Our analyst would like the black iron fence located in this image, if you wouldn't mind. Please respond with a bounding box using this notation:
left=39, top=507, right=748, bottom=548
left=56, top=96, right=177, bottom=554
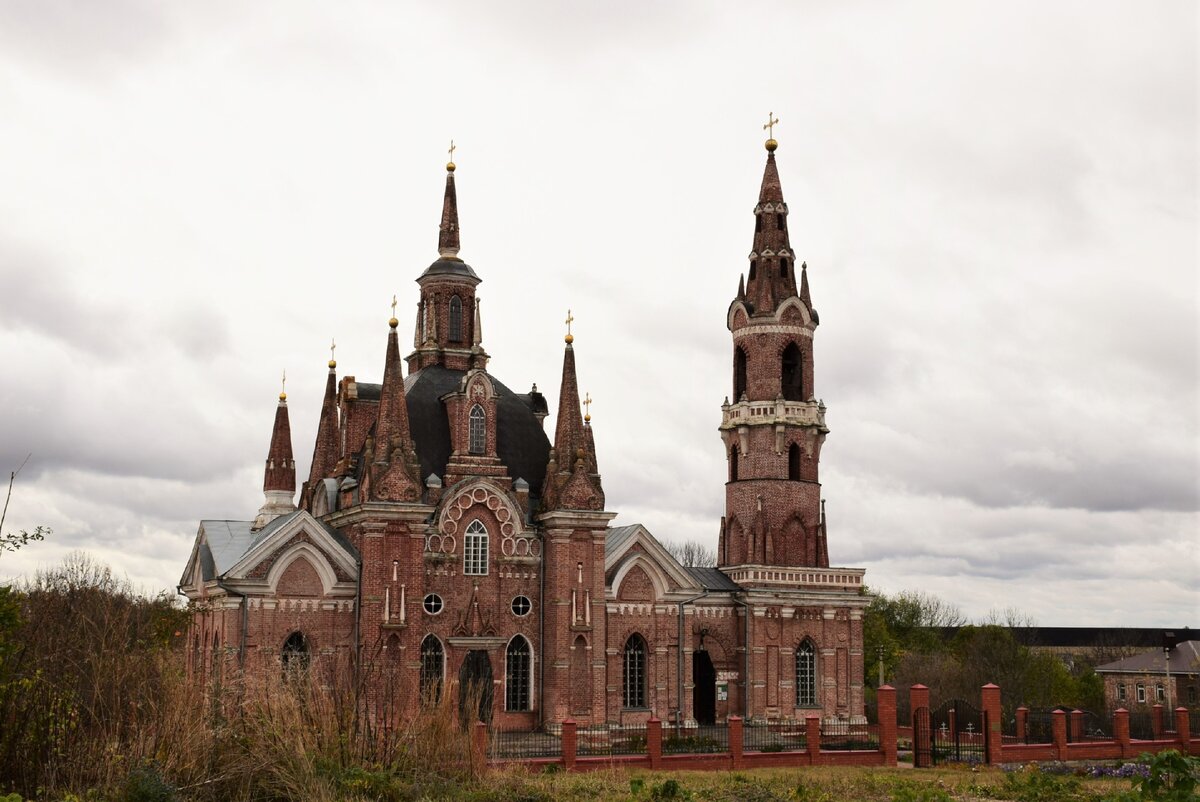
left=1066, top=710, right=1110, bottom=743
left=575, top=724, right=647, bottom=757
left=821, top=721, right=879, bottom=751
left=1127, top=711, right=1155, bottom=741
left=662, top=724, right=728, bottom=755
left=742, top=720, right=808, bottom=753
left=488, top=728, right=562, bottom=760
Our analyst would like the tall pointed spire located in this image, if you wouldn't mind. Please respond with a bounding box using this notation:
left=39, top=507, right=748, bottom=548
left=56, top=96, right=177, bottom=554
left=438, top=144, right=460, bottom=259
left=306, top=341, right=341, bottom=492
left=253, top=378, right=297, bottom=530
left=542, top=311, right=604, bottom=511
left=551, top=316, right=585, bottom=468
left=371, top=309, right=422, bottom=501
left=746, top=129, right=798, bottom=312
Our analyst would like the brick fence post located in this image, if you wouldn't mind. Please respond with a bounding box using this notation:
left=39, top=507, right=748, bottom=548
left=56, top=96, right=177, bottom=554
left=1176, top=708, right=1190, bottom=746
left=1113, top=708, right=1131, bottom=759
left=647, top=716, right=662, bottom=769
left=878, top=685, right=897, bottom=766
left=1070, top=709, right=1084, bottom=742
left=473, top=721, right=488, bottom=773
left=1051, top=710, right=1067, bottom=760
left=911, top=684, right=931, bottom=768
left=728, top=715, right=744, bottom=769
left=981, top=684, right=1002, bottom=765
left=1152, top=704, right=1164, bottom=739
left=562, top=719, right=577, bottom=771
left=806, top=715, right=821, bottom=764
left=1015, top=706, right=1028, bottom=743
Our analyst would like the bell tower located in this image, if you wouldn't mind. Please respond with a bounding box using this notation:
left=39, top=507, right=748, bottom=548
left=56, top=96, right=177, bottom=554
left=718, top=131, right=829, bottom=569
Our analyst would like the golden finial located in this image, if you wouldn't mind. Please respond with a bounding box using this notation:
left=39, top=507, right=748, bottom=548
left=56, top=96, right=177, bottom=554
left=280, top=369, right=287, bottom=401
left=447, top=139, right=456, bottom=172
left=564, top=309, right=575, bottom=344
left=583, top=392, right=592, bottom=423
left=328, top=338, right=337, bottom=369
left=389, top=295, right=399, bottom=328
left=763, top=111, right=779, bottom=152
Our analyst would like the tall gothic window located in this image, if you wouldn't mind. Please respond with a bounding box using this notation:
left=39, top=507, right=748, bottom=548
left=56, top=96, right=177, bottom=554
left=788, top=443, right=801, bottom=481
left=796, top=640, right=817, bottom=707
left=734, top=347, right=747, bottom=401
left=469, top=404, right=486, bottom=454
left=781, top=342, right=803, bottom=401
left=449, top=295, right=463, bottom=342
left=505, top=636, right=532, bottom=712
left=282, top=631, right=310, bottom=672
left=464, top=520, right=489, bottom=575
left=420, top=634, right=444, bottom=704
left=729, top=445, right=739, bottom=482
left=623, top=634, right=647, bottom=709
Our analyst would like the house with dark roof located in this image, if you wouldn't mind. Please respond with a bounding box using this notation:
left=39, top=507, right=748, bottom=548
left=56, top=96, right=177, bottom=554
left=179, top=136, right=869, bottom=729
left=1095, top=640, right=1200, bottom=712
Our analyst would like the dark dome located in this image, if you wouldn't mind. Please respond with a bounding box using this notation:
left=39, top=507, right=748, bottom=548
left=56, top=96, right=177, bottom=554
left=419, top=259, right=480, bottom=282
left=403, top=366, right=549, bottom=493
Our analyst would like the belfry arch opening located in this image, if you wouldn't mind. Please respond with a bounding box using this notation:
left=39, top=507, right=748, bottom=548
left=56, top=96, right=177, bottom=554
left=788, top=443, right=801, bottom=481
left=733, top=347, right=747, bottom=401
left=781, top=342, right=803, bottom=401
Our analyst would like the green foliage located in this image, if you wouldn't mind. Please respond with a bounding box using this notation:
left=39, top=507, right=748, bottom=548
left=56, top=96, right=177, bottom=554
left=890, top=780, right=953, bottom=802
left=120, top=761, right=179, bottom=802
left=1127, top=750, right=1200, bottom=801
left=994, top=765, right=1084, bottom=802
left=649, top=778, right=690, bottom=800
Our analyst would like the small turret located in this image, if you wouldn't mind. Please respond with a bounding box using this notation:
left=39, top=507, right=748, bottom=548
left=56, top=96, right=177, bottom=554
left=253, top=378, right=297, bottom=530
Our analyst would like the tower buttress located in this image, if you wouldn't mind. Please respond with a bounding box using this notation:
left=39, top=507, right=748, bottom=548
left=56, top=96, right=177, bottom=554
left=719, top=137, right=828, bottom=569
left=370, top=315, right=421, bottom=502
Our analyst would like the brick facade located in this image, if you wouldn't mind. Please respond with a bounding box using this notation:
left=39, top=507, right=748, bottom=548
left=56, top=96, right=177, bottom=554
left=180, top=141, right=868, bottom=728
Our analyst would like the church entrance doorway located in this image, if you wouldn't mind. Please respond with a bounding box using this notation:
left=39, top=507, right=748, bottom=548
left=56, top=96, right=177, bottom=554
left=692, top=650, right=716, bottom=725
left=458, top=650, right=494, bottom=725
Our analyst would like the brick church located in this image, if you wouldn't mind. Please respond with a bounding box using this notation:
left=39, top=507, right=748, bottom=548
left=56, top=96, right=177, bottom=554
left=180, top=133, right=869, bottom=729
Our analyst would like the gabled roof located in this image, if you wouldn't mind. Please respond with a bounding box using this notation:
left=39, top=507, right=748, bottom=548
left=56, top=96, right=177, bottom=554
left=604, top=523, right=704, bottom=596
left=1096, top=640, right=1200, bottom=675
left=686, top=566, right=742, bottom=592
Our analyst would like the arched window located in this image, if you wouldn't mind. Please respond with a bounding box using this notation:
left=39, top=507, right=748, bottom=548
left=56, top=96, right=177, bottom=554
left=282, top=631, right=310, bottom=672
left=449, top=295, right=463, bottom=342
left=623, top=634, right=647, bottom=709
left=505, top=636, right=532, bottom=712
left=776, top=213, right=785, bottom=230
left=748, top=260, right=757, bottom=281
left=788, top=443, right=801, bottom=481
left=464, top=520, right=488, bottom=575
left=733, top=347, right=747, bottom=401
left=780, top=258, right=789, bottom=278
left=729, top=445, right=739, bottom=482
left=781, top=342, right=803, bottom=401
left=420, top=634, right=444, bottom=704
left=795, top=640, right=817, bottom=707
left=755, top=216, right=762, bottom=233
left=469, top=404, right=486, bottom=455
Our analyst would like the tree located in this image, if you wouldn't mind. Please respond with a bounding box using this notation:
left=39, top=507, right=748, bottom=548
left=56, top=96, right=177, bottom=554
left=663, top=539, right=716, bottom=568
left=0, top=456, right=50, bottom=558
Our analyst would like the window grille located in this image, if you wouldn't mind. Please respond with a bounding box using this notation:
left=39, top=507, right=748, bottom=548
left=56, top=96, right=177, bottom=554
left=469, top=404, right=486, bottom=454
left=423, top=593, right=443, bottom=615
left=511, top=596, right=532, bottom=617
left=449, top=295, right=463, bottom=342
left=464, top=520, right=489, bottom=575
left=506, top=636, right=532, bottom=711
left=623, top=635, right=647, bottom=708
left=420, top=635, right=443, bottom=704
left=796, top=640, right=817, bottom=707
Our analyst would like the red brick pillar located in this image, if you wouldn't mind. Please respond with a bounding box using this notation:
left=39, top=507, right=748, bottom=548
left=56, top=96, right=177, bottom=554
left=1015, top=707, right=1028, bottom=743
left=1051, top=710, right=1067, bottom=760
left=806, top=715, right=822, bottom=764
left=1113, top=708, right=1131, bottom=759
left=1070, top=709, right=1084, bottom=742
left=1176, top=708, right=1190, bottom=745
left=1152, top=704, right=1164, bottom=739
left=562, top=719, right=577, bottom=771
left=728, top=715, right=744, bottom=769
left=878, top=685, right=898, bottom=766
left=911, top=684, right=931, bottom=769
left=473, top=721, right=488, bottom=773
left=981, top=684, right=1002, bottom=765
left=647, top=717, right=662, bottom=769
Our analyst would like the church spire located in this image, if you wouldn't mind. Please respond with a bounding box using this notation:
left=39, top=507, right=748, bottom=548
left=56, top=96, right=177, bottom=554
left=371, top=306, right=421, bottom=501
left=552, top=312, right=585, bottom=467
left=306, top=341, right=341, bottom=491
left=542, top=312, right=604, bottom=511
left=746, top=124, right=799, bottom=312
left=438, top=143, right=460, bottom=259
left=253, top=377, right=297, bottom=530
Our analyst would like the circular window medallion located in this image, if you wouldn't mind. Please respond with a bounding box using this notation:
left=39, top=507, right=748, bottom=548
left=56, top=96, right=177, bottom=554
left=511, top=595, right=532, bottom=617
left=423, top=594, right=444, bottom=615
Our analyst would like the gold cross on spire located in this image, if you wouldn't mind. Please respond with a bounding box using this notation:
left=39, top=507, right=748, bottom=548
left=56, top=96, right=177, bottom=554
left=330, top=338, right=336, bottom=360
left=391, top=295, right=398, bottom=316
left=564, top=308, right=575, bottom=344
left=280, top=369, right=287, bottom=400
left=583, top=392, right=592, bottom=420
left=763, top=111, right=779, bottom=139
left=448, top=139, right=456, bottom=161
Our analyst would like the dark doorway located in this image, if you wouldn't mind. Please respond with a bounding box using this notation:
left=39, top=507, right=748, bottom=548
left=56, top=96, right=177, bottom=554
left=458, top=649, right=494, bottom=725
left=692, top=650, right=716, bottom=725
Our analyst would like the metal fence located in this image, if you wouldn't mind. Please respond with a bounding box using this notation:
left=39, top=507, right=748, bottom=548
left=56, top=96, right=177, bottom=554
left=1022, top=711, right=1056, bottom=744
left=575, top=724, right=648, bottom=757
left=1066, top=711, right=1110, bottom=743
left=661, top=724, right=729, bottom=755
left=1127, top=711, right=1155, bottom=741
left=742, top=720, right=808, bottom=753
left=488, top=728, right=563, bottom=760
left=821, top=723, right=880, bottom=751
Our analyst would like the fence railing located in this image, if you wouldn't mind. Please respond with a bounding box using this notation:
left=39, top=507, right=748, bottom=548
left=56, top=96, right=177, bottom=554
left=575, top=724, right=647, bottom=757
left=662, top=724, right=728, bottom=755
left=1128, top=711, right=1155, bottom=741
left=488, top=728, right=562, bottom=760
left=742, top=720, right=807, bottom=753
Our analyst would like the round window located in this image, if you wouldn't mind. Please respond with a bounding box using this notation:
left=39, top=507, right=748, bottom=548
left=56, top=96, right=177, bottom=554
left=511, top=595, right=532, bottom=617
left=423, top=594, right=444, bottom=615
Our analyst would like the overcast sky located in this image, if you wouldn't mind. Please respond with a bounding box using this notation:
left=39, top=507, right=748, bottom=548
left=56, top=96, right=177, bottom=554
left=0, top=1, right=1195, bottom=627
